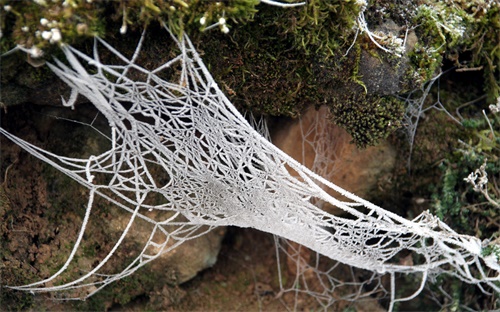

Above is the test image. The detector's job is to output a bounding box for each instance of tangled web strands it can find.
[1,28,499,307]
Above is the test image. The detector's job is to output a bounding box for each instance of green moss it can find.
[482,243,500,258]
[409,0,500,102]
[1,0,499,147]
[1,0,415,146]
[431,110,500,238]
[329,91,404,148]
[0,0,105,54]
[275,0,362,58]
[198,6,321,118]
[432,164,469,230]
[0,0,260,56]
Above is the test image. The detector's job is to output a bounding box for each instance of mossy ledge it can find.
[0,0,498,147]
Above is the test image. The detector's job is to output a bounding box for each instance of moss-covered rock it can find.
[1,0,498,147]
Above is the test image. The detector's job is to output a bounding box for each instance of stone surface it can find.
[0,103,225,302]
[358,20,418,95]
[272,105,396,214]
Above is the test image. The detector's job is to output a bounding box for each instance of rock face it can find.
[0,103,225,307]
[0,54,78,108]
[358,20,418,96]
[272,105,396,215]
[149,227,226,285]
[107,209,225,286]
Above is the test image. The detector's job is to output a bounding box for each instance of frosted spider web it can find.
[270,107,390,310]
[399,70,462,169]
[1,26,499,311]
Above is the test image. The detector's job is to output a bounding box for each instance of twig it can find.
[483,109,496,140]
[260,0,306,8]
[455,94,487,121]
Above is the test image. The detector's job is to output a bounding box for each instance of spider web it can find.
[1,26,499,310]
[270,107,388,310]
[399,70,462,169]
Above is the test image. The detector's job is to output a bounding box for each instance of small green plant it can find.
[428,107,499,310]
[433,112,500,235]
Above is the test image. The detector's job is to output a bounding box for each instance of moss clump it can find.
[274,0,363,58]
[329,90,404,148]
[118,0,259,35]
[1,0,497,149]
[0,1,417,147]
[198,6,320,118]
[428,112,500,311]
[0,0,106,53]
